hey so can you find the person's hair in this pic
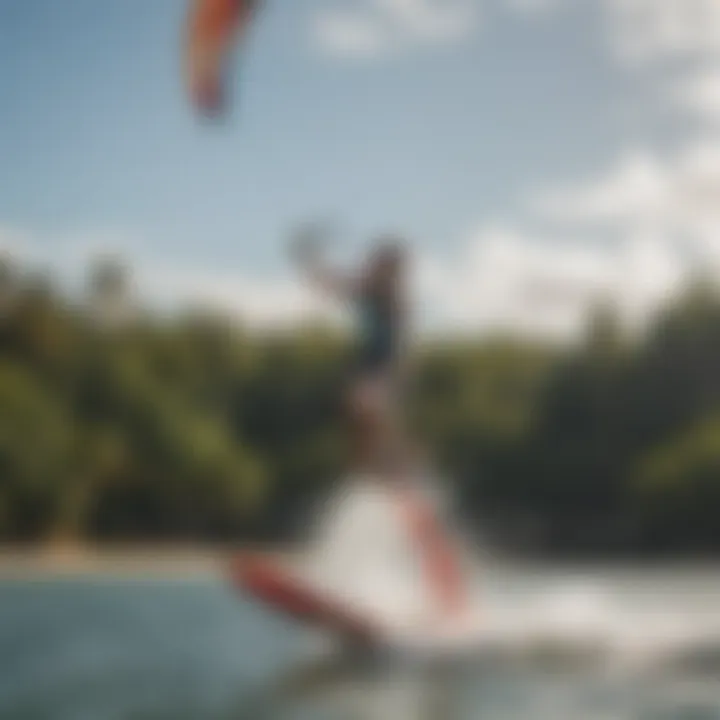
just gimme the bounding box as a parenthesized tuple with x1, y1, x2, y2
(365, 236, 405, 292)
(373, 236, 405, 265)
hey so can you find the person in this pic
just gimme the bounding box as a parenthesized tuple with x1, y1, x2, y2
(291, 226, 473, 629)
(290, 226, 411, 475)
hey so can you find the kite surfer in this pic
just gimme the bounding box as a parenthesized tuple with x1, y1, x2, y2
(230, 228, 475, 653)
(291, 226, 472, 627)
(290, 226, 412, 477)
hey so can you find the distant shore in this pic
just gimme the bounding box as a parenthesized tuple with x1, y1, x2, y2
(0, 544, 294, 580)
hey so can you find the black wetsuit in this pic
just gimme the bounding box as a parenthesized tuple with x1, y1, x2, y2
(354, 289, 398, 378)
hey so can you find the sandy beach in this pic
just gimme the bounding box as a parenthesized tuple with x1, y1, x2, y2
(0, 544, 293, 580)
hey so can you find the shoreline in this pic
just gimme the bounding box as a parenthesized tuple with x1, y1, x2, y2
(1, 545, 718, 581)
(0, 544, 294, 580)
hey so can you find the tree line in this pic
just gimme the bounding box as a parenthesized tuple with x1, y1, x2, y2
(0, 255, 718, 557)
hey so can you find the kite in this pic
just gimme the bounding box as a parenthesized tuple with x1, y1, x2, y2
(185, 0, 259, 115)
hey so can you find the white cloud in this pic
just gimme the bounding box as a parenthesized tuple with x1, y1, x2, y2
(531, 140, 720, 263)
(314, 13, 389, 60)
(0, 227, 34, 261)
(605, 0, 720, 65)
(513, 135, 720, 336)
(0, 229, 336, 332)
(376, 0, 477, 41)
(416, 224, 690, 341)
(417, 226, 606, 339)
(137, 228, 687, 343)
(532, 151, 670, 224)
(313, 0, 479, 60)
(674, 69, 720, 123)
(597, 0, 720, 131)
(135, 264, 339, 332)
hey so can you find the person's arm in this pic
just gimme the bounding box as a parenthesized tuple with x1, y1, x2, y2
(290, 224, 359, 301)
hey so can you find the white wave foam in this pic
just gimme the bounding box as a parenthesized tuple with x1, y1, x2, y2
(297, 477, 720, 674)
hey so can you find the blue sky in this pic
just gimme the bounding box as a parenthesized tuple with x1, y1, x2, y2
(1, 0, 719, 335)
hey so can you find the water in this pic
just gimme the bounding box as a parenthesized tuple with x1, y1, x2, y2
(1, 566, 720, 720)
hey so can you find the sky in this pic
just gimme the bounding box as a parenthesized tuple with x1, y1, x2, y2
(1, 0, 719, 338)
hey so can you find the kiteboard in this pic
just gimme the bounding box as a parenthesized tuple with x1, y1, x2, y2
(229, 551, 487, 664)
(230, 552, 381, 644)
(230, 473, 488, 664)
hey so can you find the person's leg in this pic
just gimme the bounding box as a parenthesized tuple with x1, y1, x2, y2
(345, 374, 385, 473)
(346, 369, 414, 476)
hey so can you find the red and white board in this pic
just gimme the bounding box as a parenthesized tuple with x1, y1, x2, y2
(229, 479, 484, 658)
(230, 552, 380, 644)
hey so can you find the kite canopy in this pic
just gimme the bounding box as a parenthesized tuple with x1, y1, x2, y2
(185, 0, 258, 115)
